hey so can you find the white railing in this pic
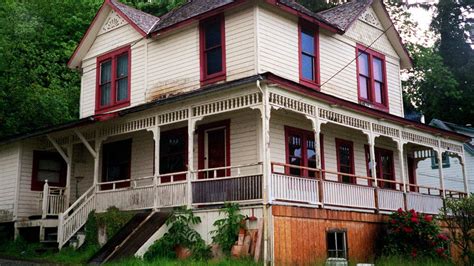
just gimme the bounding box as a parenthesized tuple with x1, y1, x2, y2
(377, 189, 405, 211)
(323, 181, 376, 209)
(41, 181, 67, 218)
(58, 185, 96, 249)
(156, 181, 187, 207)
(271, 174, 320, 205)
(406, 193, 443, 214)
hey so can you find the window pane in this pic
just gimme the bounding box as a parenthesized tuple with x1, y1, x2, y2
(116, 54, 128, 78)
(206, 47, 223, 75)
(101, 83, 111, 106)
(373, 57, 383, 82)
(288, 135, 302, 175)
(301, 28, 314, 55)
(327, 232, 336, 250)
(116, 79, 128, 101)
(359, 76, 369, 99)
(338, 145, 351, 167)
(38, 159, 61, 171)
(358, 52, 369, 76)
(37, 171, 60, 183)
(375, 81, 383, 104)
(100, 60, 112, 84)
(302, 54, 314, 80)
(205, 20, 221, 49)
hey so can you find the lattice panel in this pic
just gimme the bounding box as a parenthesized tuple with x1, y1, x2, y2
(157, 109, 188, 125)
(372, 123, 400, 138)
(319, 108, 370, 131)
(100, 116, 156, 137)
(269, 93, 315, 116)
(413, 149, 435, 160)
(192, 92, 261, 117)
(440, 141, 463, 153)
(402, 131, 438, 147)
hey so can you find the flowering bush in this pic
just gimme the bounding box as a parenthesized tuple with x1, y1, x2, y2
(384, 208, 450, 259)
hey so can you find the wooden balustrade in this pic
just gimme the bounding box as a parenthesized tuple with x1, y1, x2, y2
(41, 182, 67, 218)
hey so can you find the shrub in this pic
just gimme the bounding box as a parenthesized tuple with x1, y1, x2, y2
(211, 202, 246, 254)
(440, 196, 474, 266)
(384, 208, 450, 260)
(144, 207, 210, 261)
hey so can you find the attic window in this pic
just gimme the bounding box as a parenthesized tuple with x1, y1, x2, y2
(96, 46, 131, 113)
(299, 21, 320, 89)
(200, 15, 226, 85)
(356, 44, 388, 111)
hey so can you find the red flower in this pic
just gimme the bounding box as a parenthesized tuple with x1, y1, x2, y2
(411, 216, 419, 223)
(397, 208, 404, 214)
(403, 226, 413, 233)
(438, 234, 449, 241)
(411, 248, 417, 258)
(390, 219, 396, 224)
(435, 247, 445, 255)
(409, 209, 416, 214)
(424, 214, 433, 222)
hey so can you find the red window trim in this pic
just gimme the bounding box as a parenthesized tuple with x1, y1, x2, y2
(158, 127, 188, 182)
(335, 138, 355, 184)
(364, 145, 396, 189)
(284, 126, 324, 178)
(31, 151, 67, 191)
(197, 119, 231, 178)
(298, 19, 320, 90)
(355, 44, 389, 112)
(95, 45, 131, 114)
(199, 14, 226, 86)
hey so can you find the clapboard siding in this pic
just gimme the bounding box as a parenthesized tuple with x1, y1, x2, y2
(0, 144, 20, 222)
(417, 155, 465, 192)
(257, 5, 404, 117)
(17, 141, 42, 219)
(80, 9, 145, 118)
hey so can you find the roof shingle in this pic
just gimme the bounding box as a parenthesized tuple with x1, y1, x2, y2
(110, 0, 160, 34)
(316, 0, 372, 31)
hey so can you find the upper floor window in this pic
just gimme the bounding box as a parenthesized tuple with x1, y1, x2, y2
(336, 138, 355, 184)
(200, 15, 226, 85)
(299, 21, 319, 89)
(356, 45, 388, 110)
(96, 46, 131, 113)
(31, 151, 66, 191)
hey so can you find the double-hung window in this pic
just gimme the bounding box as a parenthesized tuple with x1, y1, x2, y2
(336, 139, 355, 184)
(285, 126, 323, 178)
(200, 15, 226, 85)
(31, 151, 66, 191)
(96, 46, 131, 113)
(356, 45, 388, 110)
(299, 21, 319, 88)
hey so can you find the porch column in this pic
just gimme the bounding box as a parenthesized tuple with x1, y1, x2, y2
(187, 113, 199, 208)
(459, 154, 470, 195)
(65, 142, 73, 205)
(436, 147, 446, 198)
(152, 125, 160, 209)
(93, 135, 103, 187)
(397, 141, 407, 193)
(368, 134, 378, 186)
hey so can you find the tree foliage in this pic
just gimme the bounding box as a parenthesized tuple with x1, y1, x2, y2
(0, 0, 183, 139)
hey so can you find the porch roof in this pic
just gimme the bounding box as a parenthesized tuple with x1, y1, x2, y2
(0, 73, 469, 146)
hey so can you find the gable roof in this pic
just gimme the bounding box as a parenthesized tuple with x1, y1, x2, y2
(68, 0, 159, 68)
(430, 119, 474, 155)
(317, 0, 372, 31)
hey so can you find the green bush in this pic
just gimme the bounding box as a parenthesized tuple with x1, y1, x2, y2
(211, 202, 246, 254)
(144, 207, 210, 261)
(384, 208, 450, 259)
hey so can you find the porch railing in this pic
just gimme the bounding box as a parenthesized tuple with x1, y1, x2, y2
(41, 181, 67, 218)
(191, 163, 263, 205)
(270, 162, 467, 213)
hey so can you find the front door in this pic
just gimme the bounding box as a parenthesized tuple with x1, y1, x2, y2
(101, 139, 132, 189)
(206, 127, 226, 178)
(376, 149, 395, 189)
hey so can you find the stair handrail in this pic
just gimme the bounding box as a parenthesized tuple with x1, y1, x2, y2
(58, 184, 96, 249)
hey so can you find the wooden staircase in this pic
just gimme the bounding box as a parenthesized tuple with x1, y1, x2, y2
(88, 211, 169, 265)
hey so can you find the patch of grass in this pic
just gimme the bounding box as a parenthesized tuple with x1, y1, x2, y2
(107, 257, 262, 266)
(375, 255, 454, 266)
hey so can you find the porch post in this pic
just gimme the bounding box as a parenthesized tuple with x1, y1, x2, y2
(368, 134, 378, 186)
(65, 142, 73, 205)
(152, 125, 160, 209)
(93, 134, 103, 187)
(187, 112, 197, 209)
(459, 153, 469, 195)
(397, 141, 407, 193)
(436, 147, 446, 198)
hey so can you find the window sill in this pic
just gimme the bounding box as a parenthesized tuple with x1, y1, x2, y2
(299, 79, 320, 90)
(358, 100, 389, 112)
(201, 74, 226, 86)
(95, 101, 130, 114)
